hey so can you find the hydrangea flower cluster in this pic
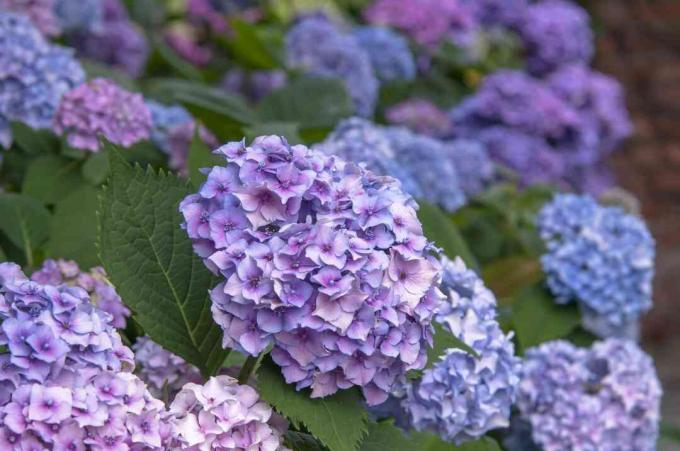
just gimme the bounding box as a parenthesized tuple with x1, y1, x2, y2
(54, 78, 152, 152)
(463, 0, 528, 27)
(363, 0, 476, 48)
(167, 375, 287, 449)
(68, 0, 149, 77)
(286, 14, 378, 117)
(31, 259, 131, 329)
(180, 135, 442, 405)
(221, 68, 288, 103)
(147, 100, 193, 155)
(537, 194, 655, 338)
(0, 0, 59, 36)
(443, 139, 495, 197)
(352, 26, 416, 82)
(0, 12, 84, 148)
(0, 262, 133, 403)
(54, 0, 102, 33)
(517, 0, 593, 75)
(132, 336, 203, 400)
(165, 25, 213, 67)
(403, 257, 521, 444)
(517, 339, 662, 450)
(385, 99, 452, 137)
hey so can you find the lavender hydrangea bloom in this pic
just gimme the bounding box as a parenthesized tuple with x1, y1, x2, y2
(442, 139, 494, 197)
(180, 135, 442, 405)
(517, 339, 661, 450)
(221, 68, 288, 103)
(462, 0, 528, 27)
(146, 100, 193, 154)
(315, 117, 423, 198)
(54, 0, 102, 33)
(286, 15, 378, 117)
(404, 257, 520, 444)
(133, 336, 203, 401)
(517, 0, 593, 75)
(537, 194, 655, 338)
(0, 13, 84, 145)
(54, 78, 152, 152)
(385, 99, 452, 137)
(167, 121, 218, 176)
(0, 0, 59, 36)
(352, 26, 416, 82)
(168, 375, 287, 449)
(363, 0, 476, 48)
(386, 127, 466, 212)
(31, 259, 131, 329)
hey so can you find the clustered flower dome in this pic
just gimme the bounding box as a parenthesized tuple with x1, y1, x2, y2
(54, 0, 102, 33)
(285, 14, 378, 117)
(167, 375, 288, 450)
(132, 336, 203, 401)
(53, 77, 152, 152)
(462, 0, 528, 27)
(146, 100, 193, 155)
(31, 259, 131, 329)
(0, 12, 84, 148)
(403, 256, 521, 444)
(517, 339, 662, 450)
(385, 99, 452, 138)
(443, 139, 495, 198)
(352, 26, 416, 83)
(0, 0, 60, 36)
(537, 194, 655, 339)
(180, 135, 442, 405)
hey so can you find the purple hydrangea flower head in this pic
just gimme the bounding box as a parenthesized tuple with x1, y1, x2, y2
(186, 0, 228, 33)
(132, 336, 203, 401)
(53, 78, 152, 152)
(462, 0, 528, 27)
(54, 0, 102, 33)
(316, 117, 423, 198)
(221, 68, 288, 103)
(517, 0, 593, 75)
(404, 256, 521, 444)
(385, 98, 452, 137)
(363, 0, 477, 48)
(146, 100, 193, 154)
(537, 194, 655, 338)
(0, 0, 59, 36)
(548, 64, 633, 155)
(31, 259, 131, 329)
(180, 135, 442, 405)
(517, 339, 661, 450)
(0, 262, 133, 402)
(386, 127, 466, 212)
(0, 13, 84, 144)
(167, 375, 287, 449)
(167, 120, 218, 176)
(164, 24, 213, 66)
(286, 14, 378, 117)
(352, 26, 416, 82)
(442, 139, 494, 197)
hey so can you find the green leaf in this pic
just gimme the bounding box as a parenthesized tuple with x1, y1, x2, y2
(257, 358, 368, 451)
(482, 255, 542, 300)
(82, 151, 110, 185)
(417, 201, 478, 271)
(81, 59, 139, 91)
(187, 127, 222, 187)
(98, 146, 228, 377)
(661, 421, 680, 443)
(426, 323, 479, 369)
(360, 422, 415, 451)
(285, 431, 327, 451)
(511, 285, 580, 352)
(46, 187, 100, 268)
(0, 245, 6, 262)
(153, 38, 205, 82)
(410, 433, 502, 451)
(258, 78, 354, 132)
(10, 122, 59, 154)
(22, 155, 85, 205)
(244, 122, 302, 144)
(222, 19, 281, 69)
(0, 193, 51, 266)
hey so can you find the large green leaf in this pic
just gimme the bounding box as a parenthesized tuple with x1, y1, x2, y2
(46, 187, 100, 268)
(257, 358, 368, 451)
(244, 122, 302, 144)
(411, 433, 502, 451)
(153, 38, 205, 82)
(0, 193, 51, 266)
(10, 122, 59, 154)
(360, 422, 415, 451)
(511, 285, 580, 352)
(222, 18, 282, 69)
(417, 201, 478, 271)
(22, 155, 85, 205)
(482, 255, 542, 300)
(187, 128, 222, 187)
(285, 431, 326, 451)
(98, 146, 227, 377)
(82, 151, 110, 185)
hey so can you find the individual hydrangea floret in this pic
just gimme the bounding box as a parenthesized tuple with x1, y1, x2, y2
(315, 117, 423, 198)
(31, 258, 131, 329)
(180, 135, 442, 405)
(352, 26, 416, 82)
(286, 14, 378, 117)
(517, 0, 593, 75)
(442, 139, 494, 197)
(221, 68, 288, 103)
(133, 336, 203, 401)
(54, 0, 102, 33)
(0, 0, 59, 36)
(0, 13, 84, 146)
(0, 262, 133, 404)
(168, 375, 287, 449)
(53, 78, 152, 152)
(404, 257, 521, 444)
(517, 339, 661, 450)
(537, 194, 655, 338)
(363, 0, 477, 48)
(385, 99, 452, 137)
(386, 127, 466, 212)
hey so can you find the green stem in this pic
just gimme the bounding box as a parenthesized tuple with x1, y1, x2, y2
(238, 355, 260, 384)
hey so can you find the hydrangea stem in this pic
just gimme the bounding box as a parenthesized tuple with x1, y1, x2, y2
(238, 355, 261, 384)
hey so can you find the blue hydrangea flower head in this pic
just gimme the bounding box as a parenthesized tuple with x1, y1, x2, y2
(442, 139, 494, 197)
(517, 339, 661, 450)
(404, 256, 521, 444)
(54, 0, 102, 33)
(352, 26, 416, 82)
(286, 14, 378, 117)
(537, 193, 655, 338)
(0, 0, 60, 36)
(146, 100, 193, 154)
